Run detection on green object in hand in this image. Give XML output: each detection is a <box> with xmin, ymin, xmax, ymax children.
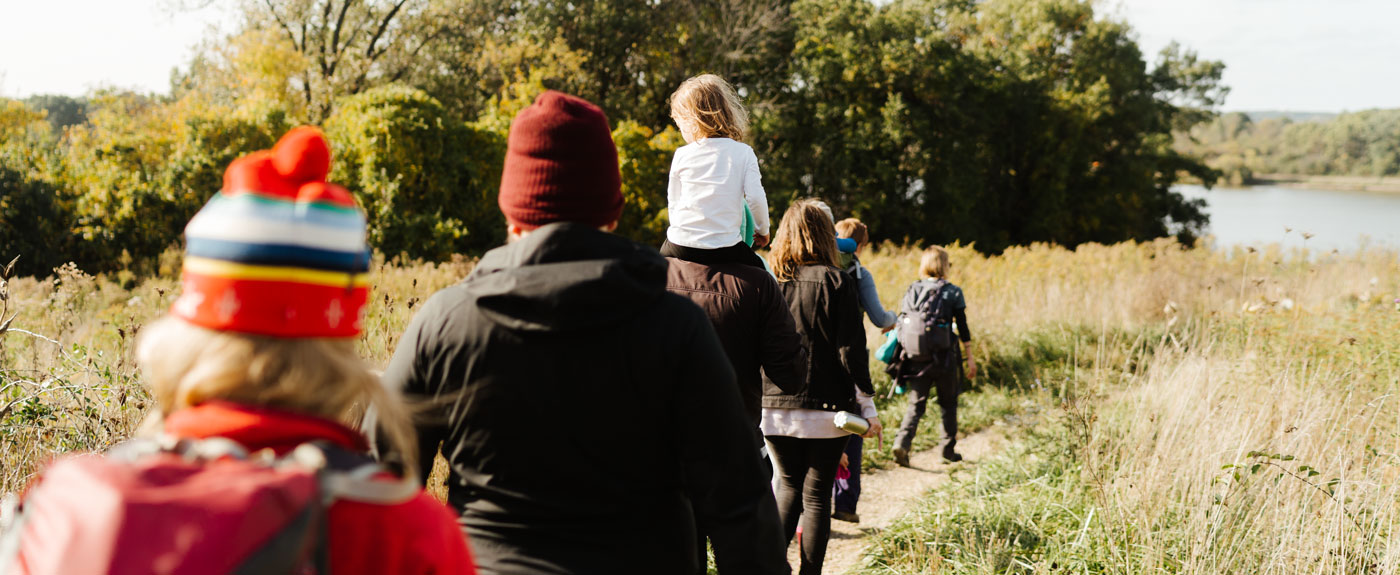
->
<box><xmin>876</xmin><ymin>330</ymin><xmax>898</xmax><ymax>364</ymax></box>
<box><xmin>742</xmin><ymin>203</ymin><xmax>756</xmax><ymax>247</ymax></box>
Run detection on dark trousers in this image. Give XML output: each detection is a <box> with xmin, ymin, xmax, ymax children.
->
<box><xmin>893</xmin><ymin>365</ymin><xmax>960</xmax><ymax>453</ymax></box>
<box><xmin>833</xmin><ymin>435</ymin><xmax>862</xmax><ymax>514</ymax></box>
<box><xmin>661</xmin><ymin>239</ymin><xmax>767</xmax><ymax>270</ymax></box>
<box><xmin>695</xmin><ymin>444</ymin><xmax>774</xmax><ymax>574</ymax></box>
<box><xmin>766</xmin><ymin>435</ymin><xmax>849</xmax><ymax>575</ymax></box>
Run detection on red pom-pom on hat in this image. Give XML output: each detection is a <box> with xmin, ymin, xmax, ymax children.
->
<box><xmin>273</xmin><ymin>126</ymin><xmax>331</xmax><ymax>184</ymax></box>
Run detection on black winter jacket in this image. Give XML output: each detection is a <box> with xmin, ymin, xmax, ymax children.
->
<box><xmin>761</xmin><ymin>264</ymin><xmax>874</xmax><ymax>413</ymax></box>
<box><xmin>665</xmin><ymin>258</ymin><xmax>806</xmax><ymax>431</ymax></box>
<box><xmin>382</xmin><ymin>224</ymin><xmax>788</xmax><ymax>575</ymax></box>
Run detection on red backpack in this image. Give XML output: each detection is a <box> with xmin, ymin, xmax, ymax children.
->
<box><xmin>0</xmin><ymin>436</ymin><xmax>417</xmax><ymax>575</ymax></box>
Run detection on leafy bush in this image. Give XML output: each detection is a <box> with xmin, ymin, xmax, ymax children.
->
<box><xmin>613</xmin><ymin>121</ymin><xmax>682</xmax><ymax>247</ymax></box>
<box><xmin>326</xmin><ymin>85</ymin><xmax>505</xmax><ymax>260</ymax></box>
<box><xmin>59</xmin><ymin>93</ymin><xmax>288</xmax><ymax>273</ymax></box>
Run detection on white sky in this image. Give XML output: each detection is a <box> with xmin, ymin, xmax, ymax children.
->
<box><xmin>0</xmin><ymin>0</ymin><xmax>230</xmax><ymax>97</ymax></box>
<box><xmin>1</xmin><ymin>0</ymin><xmax>1397</xmax><ymax>113</ymax></box>
<box><xmin>1111</xmin><ymin>0</ymin><xmax>1400</xmax><ymax>112</ymax></box>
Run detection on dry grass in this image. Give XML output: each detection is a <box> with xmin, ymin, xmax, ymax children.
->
<box><xmin>0</xmin><ymin>253</ymin><xmax>471</xmax><ymax>493</ymax></box>
<box><xmin>4</xmin><ymin>238</ymin><xmax>1399</xmax><ymax>575</ymax></box>
<box><xmin>862</xmin><ymin>241</ymin><xmax>1400</xmax><ymax>574</ymax></box>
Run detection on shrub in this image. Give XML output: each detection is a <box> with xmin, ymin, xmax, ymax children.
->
<box><xmin>326</xmin><ymin>85</ymin><xmax>505</xmax><ymax>260</ymax></box>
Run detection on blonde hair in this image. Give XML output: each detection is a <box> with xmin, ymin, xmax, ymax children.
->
<box><xmin>670</xmin><ymin>74</ymin><xmax>749</xmax><ymax>141</ymax></box>
<box><xmin>769</xmin><ymin>199</ymin><xmax>841</xmax><ymax>282</ymax></box>
<box><xmin>919</xmin><ymin>245</ymin><xmax>951</xmax><ymax>279</ymax></box>
<box><xmin>136</xmin><ymin>317</ymin><xmax>419</xmax><ymax>476</ymax></box>
<box><xmin>835</xmin><ymin>218</ymin><xmax>868</xmax><ymax>247</ymax></box>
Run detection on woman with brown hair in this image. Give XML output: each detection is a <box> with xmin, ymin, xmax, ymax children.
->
<box><xmin>761</xmin><ymin>199</ymin><xmax>882</xmax><ymax>575</ymax></box>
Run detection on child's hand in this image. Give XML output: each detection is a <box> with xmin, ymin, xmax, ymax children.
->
<box><xmin>839</xmin><ymin>453</ymin><xmax>849</xmax><ymax>469</ymax></box>
<box><xmin>752</xmin><ymin>234</ymin><xmax>769</xmax><ymax>248</ymax></box>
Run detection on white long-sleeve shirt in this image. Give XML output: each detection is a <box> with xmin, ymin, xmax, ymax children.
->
<box><xmin>665</xmin><ymin>137</ymin><xmax>770</xmax><ymax>249</ymax></box>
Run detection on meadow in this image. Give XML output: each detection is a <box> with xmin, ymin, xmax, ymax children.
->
<box><xmin>2</xmin><ymin>238</ymin><xmax>1398</xmax><ymax>574</ymax></box>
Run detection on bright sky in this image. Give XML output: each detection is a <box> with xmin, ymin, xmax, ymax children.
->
<box><xmin>1</xmin><ymin>0</ymin><xmax>1397</xmax><ymax>113</ymax></box>
<box><xmin>0</xmin><ymin>0</ymin><xmax>230</xmax><ymax>97</ymax></box>
<box><xmin>1111</xmin><ymin>0</ymin><xmax>1400</xmax><ymax>112</ymax></box>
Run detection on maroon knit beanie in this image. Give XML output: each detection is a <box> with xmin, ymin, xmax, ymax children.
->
<box><xmin>498</xmin><ymin>91</ymin><xmax>623</xmax><ymax>230</ymax></box>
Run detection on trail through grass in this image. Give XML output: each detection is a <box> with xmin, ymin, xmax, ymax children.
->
<box><xmin>4</xmin><ymin>239</ymin><xmax>1398</xmax><ymax>575</ymax></box>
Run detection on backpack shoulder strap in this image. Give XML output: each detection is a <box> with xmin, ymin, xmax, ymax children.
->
<box><xmin>286</xmin><ymin>443</ymin><xmax>419</xmax><ymax>506</ymax></box>
<box><xmin>926</xmin><ymin>280</ymin><xmax>954</xmax><ymax>318</ymax></box>
<box><xmin>912</xmin><ymin>279</ymin><xmax>947</xmax><ymax>310</ymax></box>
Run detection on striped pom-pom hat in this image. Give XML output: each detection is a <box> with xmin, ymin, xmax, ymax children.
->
<box><xmin>171</xmin><ymin>126</ymin><xmax>371</xmax><ymax>338</ymax></box>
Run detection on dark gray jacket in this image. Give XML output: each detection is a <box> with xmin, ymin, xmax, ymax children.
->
<box><xmin>665</xmin><ymin>257</ymin><xmax>806</xmax><ymax>430</ymax></box>
<box><xmin>382</xmin><ymin>223</ymin><xmax>788</xmax><ymax>575</ymax></box>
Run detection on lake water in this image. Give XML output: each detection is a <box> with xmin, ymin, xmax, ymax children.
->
<box><xmin>1177</xmin><ymin>184</ymin><xmax>1400</xmax><ymax>252</ymax></box>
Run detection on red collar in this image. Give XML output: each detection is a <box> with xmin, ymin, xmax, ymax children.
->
<box><xmin>164</xmin><ymin>402</ymin><xmax>369</xmax><ymax>455</ymax></box>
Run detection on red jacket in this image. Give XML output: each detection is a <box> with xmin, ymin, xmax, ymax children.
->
<box><xmin>163</xmin><ymin>402</ymin><xmax>476</xmax><ymax>575</ymax></box>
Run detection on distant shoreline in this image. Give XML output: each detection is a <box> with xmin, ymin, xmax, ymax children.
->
<box><xmin>1243</xmin><ymin>174</ymin><xmax>1400</xmax><ymax>194</ymax></box>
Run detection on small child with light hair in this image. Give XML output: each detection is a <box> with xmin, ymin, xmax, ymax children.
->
<box><xmin>661</xmin><ymin>74</ymin><xmax>769</xmax><ymax>269</ymax></box>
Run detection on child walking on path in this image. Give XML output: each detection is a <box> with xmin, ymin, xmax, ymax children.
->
<box><xmin>832</xmin><ymin>218</ymin><xmax>894</xmax><ymax>523</ymax></box>
<box><xmin>890</xmin><ymin>246</ymin><xmax>978</xmax><ymax>465</ymax></box>
<box><xmin>661</xmin><ymin>74</ymin><xmax>770</xmax><ymax>269</ymax></box>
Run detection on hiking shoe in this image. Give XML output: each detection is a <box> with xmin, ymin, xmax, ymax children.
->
<box><xmin>832</xmin><ymin>511</ymin><xmax>861</xmax><ymax>524</ymax></box>
<box><xmin>892</xmin><ymin>446</ymin><xmax>911</xmax><ymax>467</ymax></box>
<box><xmin>942</xmin><ymin>445</ymin><xmax>964</xmax><ymax>463</ymax></box>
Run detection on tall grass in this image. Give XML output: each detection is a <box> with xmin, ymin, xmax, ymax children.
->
<box><xmin>861</xmin><ymin>240</ymin><xmax>1400</xmax><ymax>574</ymax></box>
<box><xmin>3</xmin><ymin>238</ymin><xmax>1398</xmax><ymax>575</ymax></box>
<box><xmin>0</xmin><ymin>253</ymin><xmax>470</xmax><ymax>493</ymax></box>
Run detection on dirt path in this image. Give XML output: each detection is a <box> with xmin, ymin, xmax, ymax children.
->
<box><xmin>785</xmin><ymin>429</ymin><xmax>1004</xmax><ymax>574</ymax></box>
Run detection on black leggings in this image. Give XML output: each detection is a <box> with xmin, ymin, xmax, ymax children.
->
<box><xmin>765</xmin><ymin>435</ymin><xmax>849</xmax><ymax>575</ymax></box>
<box><xmin>660</xmin><ymin>239</ymin><xmax>767</xmax><ymax>270</ymax></box>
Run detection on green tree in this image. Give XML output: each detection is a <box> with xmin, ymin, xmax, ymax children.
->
<box><xmin>325</xmin><ymin>85</ymin><xmax>505</xmax><ymax>260</ymax></box>
<box><xmin>0</xmin><ymin>100</ymin><xmax>72</xmax><ymax>276</ymax></box>
<box><xmin>212</xmin><ymin>0</ymin><xmax>452</xmax><ymax>123</ymax></box>
<box><xmin>613</xmin><ymin>121</ymin><xmax>683</xmax><ymax>246</ymax></box>
<box><xmin>59</xmin><ymin>92</ymin><xmax>288</xmax><ymax>272</ymax></box>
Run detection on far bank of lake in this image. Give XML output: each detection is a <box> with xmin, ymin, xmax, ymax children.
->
<box><xmin>1179</xmin><ymin>184</ymin><xmax>1400</xmax><ymax>252</ymax></box>
<box><xmin>1250</xmin><ymin>174</ymin><xmax>1400</xmax><ymax>194</ymax></box>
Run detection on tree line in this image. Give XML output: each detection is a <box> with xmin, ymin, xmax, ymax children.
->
<box><xmin>0</xmin><ymin>0</ymin><xmax>1226</xmax><ymax>278</ymax></box>
<box><xmin>1178</xmin><ymin>109</ymin><xmax>1400</xmax><ymax>185</ymax></box>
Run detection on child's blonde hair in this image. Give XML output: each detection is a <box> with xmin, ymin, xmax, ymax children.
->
<box><xmin>835</xmin><ymin>218</ymin><xmax>868</xmax><ymax>247</ymax></box>
<box><xmin>919</xmin><ymin>245</ymin><xmax>951</xmax><ymax>279</ymax></box>
<box><xmin>137</xmin><ymin>317</ymin><xmax>420</xmax><ymax>476</ymax></box>
<box><xmin>670</xmin><ymin>74</ymin><xmax>749</xmax><ymax>141</ymax></box>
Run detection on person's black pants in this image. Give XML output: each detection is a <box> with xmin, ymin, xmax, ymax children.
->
<box><xmin>660</xmin><ymin>239</ymin><xmax>767</xmax><ymax>270</ymax></box>
<box><xmin>893</xmin><ymin>365</ymin><xmax>960</xmax><ymax>453</ymax></box>
<box><xmin>765</xmin><ymin>435</ymin><xmax>849</xmax><ymax>575</ymax></box>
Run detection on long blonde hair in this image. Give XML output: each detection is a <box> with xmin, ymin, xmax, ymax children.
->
<box><xmin>670</xmin><ymin>74</ymin><xmax>749</xmax><ymax>141</ymax></box>
<box><xmin>769</xmin><ymin>199</ymin><xmax>841</xmax><ymax>282</ymax></box>
<box><xmin>136</xmin><ymin>317</ymin><xmax>419</xmax><ymax>475</ymax></box>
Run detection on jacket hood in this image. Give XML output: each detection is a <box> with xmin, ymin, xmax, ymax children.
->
<box><xmin>467</xmin><ymin>223</ymin><xmax>668</xmax><ymax>332</ymax></box>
